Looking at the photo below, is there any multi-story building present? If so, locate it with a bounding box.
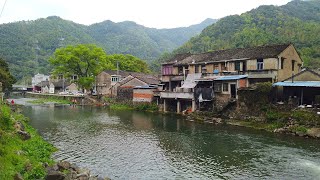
[160,44,303,113]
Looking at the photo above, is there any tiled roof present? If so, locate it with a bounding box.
[173,44,291,65]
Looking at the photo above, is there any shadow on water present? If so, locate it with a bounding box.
[21,104,320,179]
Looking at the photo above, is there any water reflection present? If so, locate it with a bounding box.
[22,105,320,179]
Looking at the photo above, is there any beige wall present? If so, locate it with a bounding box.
[96,71,112,95]
[172,67,178,75]
[287,71,320,81]
[278,45,303,81]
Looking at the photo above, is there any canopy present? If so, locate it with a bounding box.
[181,73,202,88]
[273,81,320,87]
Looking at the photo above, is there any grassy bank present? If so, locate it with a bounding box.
[105,97,158,112]
[0,103,56,179]
[27,97,71,105]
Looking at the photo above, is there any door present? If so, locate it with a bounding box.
[230,84,236,99]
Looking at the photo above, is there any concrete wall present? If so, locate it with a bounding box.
[278,45,303,81]
[117,87,133,102]
[96,71,112,95]
[287,70,320,81]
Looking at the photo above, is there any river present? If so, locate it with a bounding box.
[17,99,320,179]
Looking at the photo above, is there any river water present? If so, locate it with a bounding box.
[19,101,320,179]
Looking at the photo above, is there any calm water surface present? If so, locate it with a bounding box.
[20,102,320,179]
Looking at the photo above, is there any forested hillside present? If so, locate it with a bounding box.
[0,17,216,79]
[171,0,320,69]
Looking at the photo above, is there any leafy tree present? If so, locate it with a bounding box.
[0,58,16,91]
[107,54,150,73]
[49,44,114,90]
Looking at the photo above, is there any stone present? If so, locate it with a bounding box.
[77,168,90,176]
[57,161,71,171]
[14,121,25,131]
[77,173,89,180]
[14,173,23,180]
[45,170,65,180]
[70,163,80,172]
[17,130,31,140]
[274,128,287,133]
[307,128,320,138]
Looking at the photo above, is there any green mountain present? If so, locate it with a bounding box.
[172,0,320,69]
[0,17,216,79]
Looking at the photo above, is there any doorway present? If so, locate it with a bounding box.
[230,84,236,99]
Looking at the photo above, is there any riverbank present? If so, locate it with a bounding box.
[0,103,110,179]
[186,107,320,139]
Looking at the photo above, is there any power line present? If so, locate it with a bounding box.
[0,0,8,18]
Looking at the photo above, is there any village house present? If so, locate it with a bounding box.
[160,44,302,113]
[32,73,50,89]
[273,69,320,106]
[96,70,159,98]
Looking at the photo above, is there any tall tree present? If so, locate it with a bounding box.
[49,44,114,90]
[107,54,150,73]
[0,58,16,91]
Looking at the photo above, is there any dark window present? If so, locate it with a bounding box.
[214,83,222,92]
[257,58,264,70]
[292,60,295,71]
[243,61,247,71]
[178,66,183,74]
[195,65,199,73]
[280,58,285,69]
[235,61,241,71]
[223,83,229,92]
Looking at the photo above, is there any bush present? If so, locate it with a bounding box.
[0,105,12,129]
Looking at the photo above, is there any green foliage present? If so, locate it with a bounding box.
[292,109,320,126]
[0,58,16,91]
[0,105,12,129]
[0,104,56,179]
[108,54,150,73]
[289,125,308,133]
[0,16,215,79]
[169,0,320,69]
[50,44,114,90]
[27,98,71,105]
[109,100,159,112]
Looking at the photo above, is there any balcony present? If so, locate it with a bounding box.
[160,88,194,99]
[246,69,277,79]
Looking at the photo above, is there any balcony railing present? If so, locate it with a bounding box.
[160,91,194,99]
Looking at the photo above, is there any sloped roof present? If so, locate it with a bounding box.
[282,68,320,81]
[51,80,71,88]
[163,53,192,65]
[173,44,291,66]
[117,73,160,86]
[273,81,320,87]
[35,80,50,87]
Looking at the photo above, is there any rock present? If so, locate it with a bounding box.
[70,163,80,172]
[45,170,65,180]
[212,117,222,124]
[14,121,25,131]
[46,164,59,172]
[14,173,23,180]
[77,168,90,176]
[307,128,320,138]
[77,173,89,180]
[296,131,307,137]
[25,162,32,171]
[17,130,31,140]
[274,128,287,133]
[57,161,71,171]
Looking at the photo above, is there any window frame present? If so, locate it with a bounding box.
[257,58,264,70]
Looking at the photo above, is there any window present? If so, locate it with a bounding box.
[162,65,173,75]
[58,75,63,80]
[201,65,207,73]
[257,58,264,70]
[235,61,241,71]
[280,57,285,69]
[214,83,222,92]
[292,60,295,71]
[223,83,229,92]
[111,76,120,82]
[178,66,183,74]
[195,65,199,73]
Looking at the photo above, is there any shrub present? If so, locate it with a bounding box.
[0,105,12,129]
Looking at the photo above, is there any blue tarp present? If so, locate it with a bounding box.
[215,75,248,81]
[273,81,320,87]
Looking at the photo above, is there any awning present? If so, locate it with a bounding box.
[273,81,320,87]
[181,73,202,88]
[215,75,248,81]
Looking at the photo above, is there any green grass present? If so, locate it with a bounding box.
[27,98,71,105]
[109,102,159,112]
[0,104,56,179]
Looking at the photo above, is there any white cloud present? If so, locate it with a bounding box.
[0,0,291,28]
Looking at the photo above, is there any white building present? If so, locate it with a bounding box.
[32,73,50,87]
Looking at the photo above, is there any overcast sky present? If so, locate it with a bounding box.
[0,0,292,28]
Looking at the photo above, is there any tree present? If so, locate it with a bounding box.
[107,54,150,73]
[0,58,16,91]
[49,44,114,90]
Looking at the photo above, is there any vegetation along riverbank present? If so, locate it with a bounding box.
[0,102,110,179]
